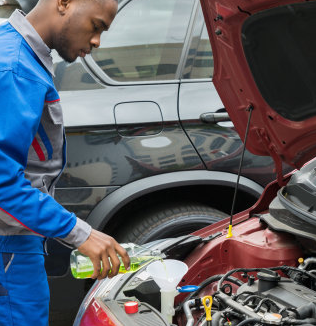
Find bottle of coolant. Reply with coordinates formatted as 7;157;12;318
70;243;162;279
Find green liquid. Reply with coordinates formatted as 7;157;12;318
71;267;94;279
71;255;159;279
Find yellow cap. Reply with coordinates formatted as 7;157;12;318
226;224;233;238
298;258;304;264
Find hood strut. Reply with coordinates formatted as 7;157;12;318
227;104;253;238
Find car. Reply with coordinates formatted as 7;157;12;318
72;0;316;325
1;0;280;325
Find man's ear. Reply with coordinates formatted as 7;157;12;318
57;0;71;15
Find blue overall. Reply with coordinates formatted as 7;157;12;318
0;10;91;326
0;239;49;326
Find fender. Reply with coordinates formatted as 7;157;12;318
86;170;264;230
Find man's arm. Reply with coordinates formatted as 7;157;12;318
0;70;129;278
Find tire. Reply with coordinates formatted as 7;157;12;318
116;202;228;244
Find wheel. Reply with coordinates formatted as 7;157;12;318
116;202;228;244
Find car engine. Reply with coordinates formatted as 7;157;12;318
176;262;316;326
108;255;316;326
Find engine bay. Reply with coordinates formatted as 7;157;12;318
108;246;316;326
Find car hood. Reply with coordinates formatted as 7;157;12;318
200;0;316;175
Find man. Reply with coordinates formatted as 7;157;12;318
0;0;130;325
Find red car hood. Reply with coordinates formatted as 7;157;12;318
200;0;316;180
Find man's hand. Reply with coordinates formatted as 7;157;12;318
78;229;130;280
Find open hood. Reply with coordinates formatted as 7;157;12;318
200;0;316;182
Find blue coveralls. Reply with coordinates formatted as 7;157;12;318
0;10;92;326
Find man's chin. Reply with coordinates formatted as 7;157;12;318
62;55;77;64
56;49;77;63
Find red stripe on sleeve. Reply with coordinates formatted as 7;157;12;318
0;207;43;236
45;99;60;103
32;138;46;161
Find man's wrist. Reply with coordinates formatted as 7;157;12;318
62;218;92;248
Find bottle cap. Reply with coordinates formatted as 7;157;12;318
124;301;138;314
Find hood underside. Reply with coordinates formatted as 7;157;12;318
200;0;316;170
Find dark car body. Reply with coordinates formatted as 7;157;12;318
73;0;316;325
1;0;281;325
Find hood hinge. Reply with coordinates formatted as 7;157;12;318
257;128;286;187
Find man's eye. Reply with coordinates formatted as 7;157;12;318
93;23;98;31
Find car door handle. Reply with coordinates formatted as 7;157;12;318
200;112;231;124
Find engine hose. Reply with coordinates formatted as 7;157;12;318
217;266;316;292
217;268;276;292
215;292;259;319
176;275;243;313
253;298;281;313
183;299;196;326
201;311;222;326
283;318;316;325
234;291;260;300
298;258;316;270
235;318;261;326
241;294;264;306
189;275;243;300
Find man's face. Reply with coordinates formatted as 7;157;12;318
55;0;117;63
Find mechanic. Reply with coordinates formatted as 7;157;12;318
0;0;130;325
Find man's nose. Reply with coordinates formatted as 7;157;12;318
91;34;101;49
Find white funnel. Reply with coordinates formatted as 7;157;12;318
147;259;188;291
147;259;188;324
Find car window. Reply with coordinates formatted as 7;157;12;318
0;1;21;19
52;51;103;91
91;0;195;82
182;5;213;80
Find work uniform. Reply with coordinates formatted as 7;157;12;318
0;10;92;326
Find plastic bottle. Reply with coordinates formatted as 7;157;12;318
70;243;162;279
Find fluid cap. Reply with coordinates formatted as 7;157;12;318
124;301;138;314
263;312;282;324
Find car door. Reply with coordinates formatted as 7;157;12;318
56;0;204;218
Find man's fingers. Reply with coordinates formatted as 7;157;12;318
107;249;121;278
98;254;111;280
116;244;130;271
90;258;102;279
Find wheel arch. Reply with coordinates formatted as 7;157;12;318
86;170;264;231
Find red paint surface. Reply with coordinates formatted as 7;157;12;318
182;217;301;299
200;0;316;169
